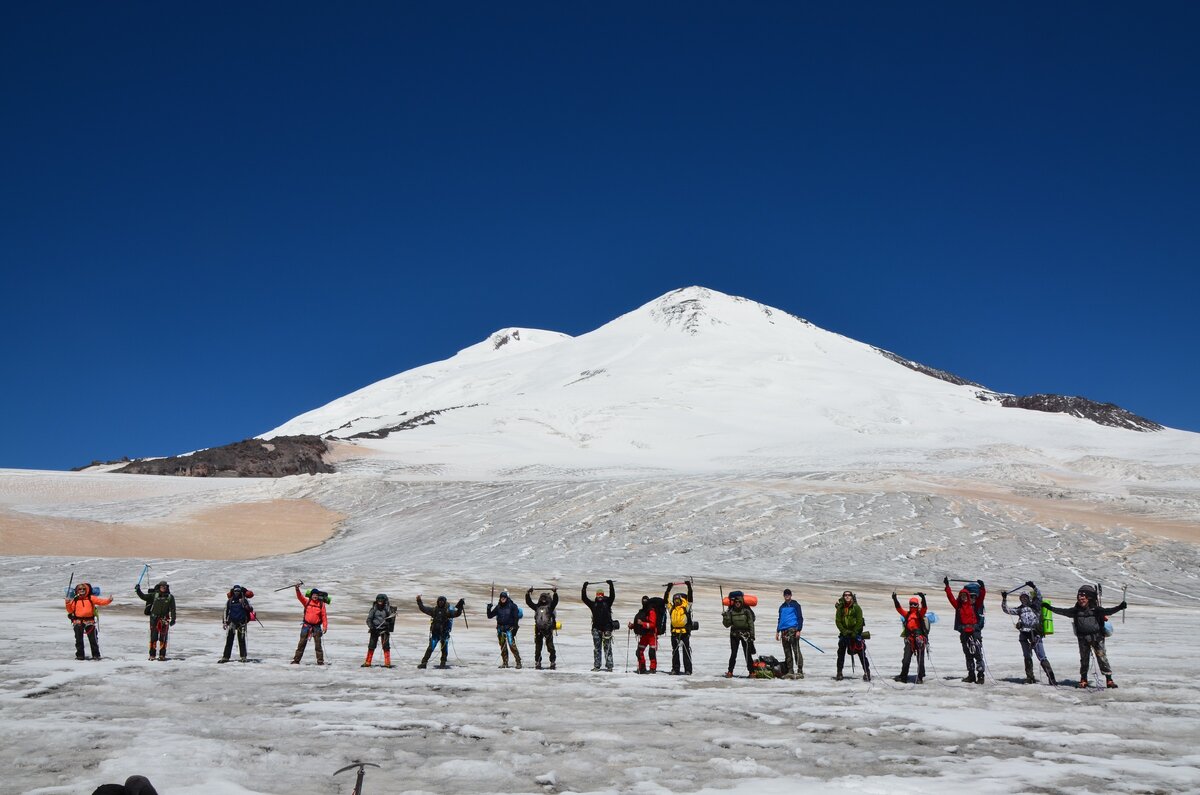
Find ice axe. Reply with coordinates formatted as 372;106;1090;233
799;635;826;654
275;580;304;592
136;563;149;589
333;761;380;795
1122;584;1129;623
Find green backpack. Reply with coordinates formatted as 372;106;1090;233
1041;598;1055;636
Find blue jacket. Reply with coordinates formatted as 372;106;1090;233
487;598;521;631
777;600;804;632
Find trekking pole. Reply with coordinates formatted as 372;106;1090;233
798;636;826;654
624;627;631;673
1122;585;1128;623
275;580;303;592
333;762;380;795
461;606;469;630
136;564;149;589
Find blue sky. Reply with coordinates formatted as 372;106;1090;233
3;3;1198;470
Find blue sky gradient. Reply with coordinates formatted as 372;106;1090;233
3;3;1198;470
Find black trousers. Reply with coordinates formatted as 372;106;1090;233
73;621;100;658
671;633;692;673
836;635;868;673
728;633;754;673
223;623;248;660
368;629;390;652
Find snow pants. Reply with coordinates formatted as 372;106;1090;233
728;632;754;674
223;623;248;661
534;628;556;667
670;632;693;674
836;635;869;675
497;628;521;666
899;634;926;680
149;617;170;659
73;620;100;659
1078;634;1112;678
636;632;657;672
780;628;804;676
959;631;984;678
368;628;390;653
591;627;614;670
293;623;324;664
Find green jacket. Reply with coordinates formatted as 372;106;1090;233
834;597;864;637
136;583;177;622
723;605;755;636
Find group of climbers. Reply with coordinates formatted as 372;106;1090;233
60;576;1131;688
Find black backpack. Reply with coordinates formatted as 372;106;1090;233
646;596;668;635
535;602;555;632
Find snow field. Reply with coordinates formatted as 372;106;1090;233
3;571;1198;795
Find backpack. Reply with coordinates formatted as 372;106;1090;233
535;602;555;632
962;582;985;630
645;596;668;635
752;655;783;679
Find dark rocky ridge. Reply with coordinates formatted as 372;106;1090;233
997;394;1163;432
877;348;1163;432
114;435;333;477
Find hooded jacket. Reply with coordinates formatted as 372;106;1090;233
946;583;985;633
582;580;615;631
665;581;694;635
136;582;177;622
834;593;865;637
418;595;463;636
526;589;559;634
367;596;395;632
487;594;521;631
633;600;658;639
65;583;113;622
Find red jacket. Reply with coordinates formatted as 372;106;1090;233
66;584;113;622
296;587;328;631
945;584;984;632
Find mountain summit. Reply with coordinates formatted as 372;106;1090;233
259;286;1186;478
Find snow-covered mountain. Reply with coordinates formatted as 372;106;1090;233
265;286;1198;480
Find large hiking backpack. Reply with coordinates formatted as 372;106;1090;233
535;602;556;632
1040;598;1055;636
752;655;783;679
646;596;668;635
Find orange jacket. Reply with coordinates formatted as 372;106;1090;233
296;587;328;631
66;584;112;621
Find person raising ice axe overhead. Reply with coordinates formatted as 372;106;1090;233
945;577;987;684
292;584;330;665
135;577;176;661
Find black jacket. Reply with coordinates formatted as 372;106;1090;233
1046;599;1127;640
581;580;615;631
418;596;463;636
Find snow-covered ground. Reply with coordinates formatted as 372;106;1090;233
3;570;1198;795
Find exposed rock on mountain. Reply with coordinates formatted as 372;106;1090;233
115;435;332;477
998;394;1163;432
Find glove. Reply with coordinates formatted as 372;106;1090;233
891;591;897;599
977;579;985;588
169;618;176;626
457;598;465;608
1001;591;1008;598
223;622;229;630
1026;580;1035;588
943;577;950;587
917;592;925;598
582;581;589;587
487;603;493;610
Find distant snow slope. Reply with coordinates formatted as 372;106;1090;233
265;287;1200;480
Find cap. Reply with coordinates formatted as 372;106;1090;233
909;596;921;605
